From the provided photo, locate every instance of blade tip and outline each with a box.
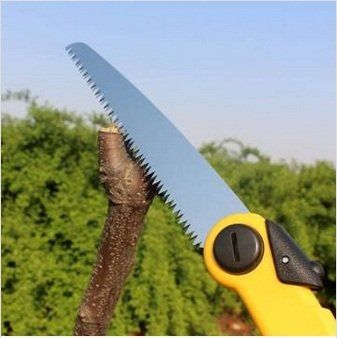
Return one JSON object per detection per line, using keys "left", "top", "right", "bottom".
{"left": 65, "top": 42, "right": 89, "bottom": 53}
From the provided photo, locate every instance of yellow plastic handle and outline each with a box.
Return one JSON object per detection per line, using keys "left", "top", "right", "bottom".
{"left": 204, "top": 213, "right": 336, "bottom": 336}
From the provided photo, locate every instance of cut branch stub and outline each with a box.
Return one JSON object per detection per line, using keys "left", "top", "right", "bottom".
{"left": 74, "top": 125, "right": 155, "bottom": 335}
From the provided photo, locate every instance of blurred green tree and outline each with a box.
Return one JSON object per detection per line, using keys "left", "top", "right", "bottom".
{"left": 1, "top": 101, "right": 335, "bottom": 335}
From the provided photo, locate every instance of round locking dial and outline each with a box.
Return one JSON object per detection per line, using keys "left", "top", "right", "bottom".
{"left": 213, "top": 224, "right": 264, "bottom": 274}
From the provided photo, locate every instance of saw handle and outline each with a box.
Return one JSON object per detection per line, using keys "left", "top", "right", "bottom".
{"left": 203, "top": 213, "right": 336, "bottom": 336}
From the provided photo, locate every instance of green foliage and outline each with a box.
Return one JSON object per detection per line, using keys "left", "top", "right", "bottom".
{"left": 2, "top": 103, "right": 335, "bottom": 335}
{"left": 1, "top": 89, "right": 37, "bottom": 104}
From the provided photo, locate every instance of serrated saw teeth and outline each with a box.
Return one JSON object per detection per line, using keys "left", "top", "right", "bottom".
{"left": 66, "top": 43, "right": 249, "bottom": 248}
{"left": 175, "top": 211, "right": 183, "bottom": 219}
{"left": 67, "top": 52, "right": 201, "bottom": 248}
{"left": 182, "top": 223, "right": 189, "bottom": 231}
{"left": 140, "top": 162, "right": 150, "bottom": 171}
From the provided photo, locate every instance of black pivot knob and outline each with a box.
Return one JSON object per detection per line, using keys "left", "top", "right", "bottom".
{"left": 213, "top": 224, "right": 264, "bottom": 274}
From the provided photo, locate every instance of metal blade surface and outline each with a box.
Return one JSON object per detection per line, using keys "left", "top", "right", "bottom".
{"left": 66, "top": 42, "right": 248, "bottom": 247}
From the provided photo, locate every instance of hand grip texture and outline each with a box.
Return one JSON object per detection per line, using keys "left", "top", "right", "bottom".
{"left": 203, "top": 213, "right": 336, "bottom": 336}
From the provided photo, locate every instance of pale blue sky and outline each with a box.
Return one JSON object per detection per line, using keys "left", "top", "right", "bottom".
{"left": 2, "top": 1, "right": 336, "bottom": 163}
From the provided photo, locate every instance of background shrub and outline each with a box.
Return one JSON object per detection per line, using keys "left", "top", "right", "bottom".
{"left": 2, "top": 103, "right": 335, "bottom": 335}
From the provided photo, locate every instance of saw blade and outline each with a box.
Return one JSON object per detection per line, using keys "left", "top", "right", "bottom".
{"left": 66, "top": 42, "right": 248, "bottom": 247}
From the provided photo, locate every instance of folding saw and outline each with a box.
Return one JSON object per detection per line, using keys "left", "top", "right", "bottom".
{"left": 66, "top": 42, "right": 336, "bottom": 335}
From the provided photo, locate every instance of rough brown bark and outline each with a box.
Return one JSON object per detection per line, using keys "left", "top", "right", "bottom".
{"left": 74, "top": 125, "right": 155, "bottom": 335}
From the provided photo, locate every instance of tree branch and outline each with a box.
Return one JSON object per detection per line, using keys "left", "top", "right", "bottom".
{"left": 74, "top": 125, "right": 155, "bottom": 335}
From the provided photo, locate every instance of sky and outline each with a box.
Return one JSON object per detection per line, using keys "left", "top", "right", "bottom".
{"left": 2, "top": 1, "right": 336, "bottom": 163}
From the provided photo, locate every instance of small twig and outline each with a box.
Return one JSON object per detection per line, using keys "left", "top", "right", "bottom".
{"left": 74, "top": 126, "right": 155, "bottom": 335}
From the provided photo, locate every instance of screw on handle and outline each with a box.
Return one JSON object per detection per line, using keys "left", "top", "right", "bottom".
{"left": 213, "top": 224, "right": 264, "bottom": 274}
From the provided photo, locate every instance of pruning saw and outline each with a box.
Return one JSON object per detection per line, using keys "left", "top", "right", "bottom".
{"left": 66, "top": 42, "right": 336, "bottom": 335}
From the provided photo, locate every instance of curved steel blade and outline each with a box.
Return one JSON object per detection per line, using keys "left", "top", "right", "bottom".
{"left": 66, "top": 42, "right": 248, "bottom": 247}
